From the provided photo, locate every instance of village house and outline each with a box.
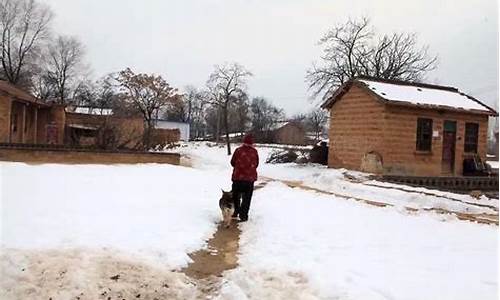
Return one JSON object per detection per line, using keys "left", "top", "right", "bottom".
{"left": 0, "top": 81, "right": 179, "bottom": 149}
{"left": 273, "top": 121, "right": 306, "bottom": 145}
{"left": 0, "top": 80, "right": 65, "bottom": 144}
{"left": 321, "top": 76, "right": 498, "bottom": 177}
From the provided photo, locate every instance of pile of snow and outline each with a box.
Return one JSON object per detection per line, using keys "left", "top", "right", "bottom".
{"left": 221, "top": 182, "right": 498, "bottom": 300}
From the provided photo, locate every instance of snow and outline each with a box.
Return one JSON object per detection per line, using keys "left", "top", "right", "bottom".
{"left": 182, "top": 142, "right": 498, "bottom": 215}
{"left": 73, "top": 107, "right": 113, "bottom": 115}
{"left": 1, "top": 142, "right": 498, "bottom": 299}
{"left": 1, "top": 162, "right": 229, "bottom": 268}
{"left": 223, "top": 182, "right": 498, "bottom": 300}
{"left": 487, "top": 161, "right": 499, "bottom": 169}
{"left": 183, "top": 142, "right": 498, "bottom": 299}
{"left": 359, "top": 79, "right": 492, "bottom": 112}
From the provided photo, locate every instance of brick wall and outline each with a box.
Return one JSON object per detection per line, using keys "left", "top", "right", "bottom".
{"left": 274, "top": 123, "right": 306, "bottom": 145}
{"left": 383, "top": 105, "right": 489, "bottom": 176}
{"left": 150, "top": 128, "right": 180, "bottom": 147}
{"left": 0, "top": 146, "right": 179, "bottom": 165}
{"left": 37, "top": 108, "right": 50, "bottom": 143}
{"left": 328, "top": 84, "right": 386, "bottom": 170}
{"left": 0, "top": 95, "right": 11, "bottom": 143}
{"left": 49, "top": 105, "right": 66, "bottom": 144}
{"left": 66, "top": 113, "right": 145, "bottom": 149}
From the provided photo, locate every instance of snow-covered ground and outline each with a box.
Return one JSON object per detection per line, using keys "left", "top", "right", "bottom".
{"left": 221, "top": 182, "right": 497, "bottom": 299}
{"left": 0, "top": 162, "right": 231, "bottom": 299}
{"left": 180, "top": 142, "right": 499, "bottom": 215}
{"left": 181, "top": 142, "right": 498, "bottom": 299}
{"left": 1, "top": 141, "right": 498, "bottom": 299}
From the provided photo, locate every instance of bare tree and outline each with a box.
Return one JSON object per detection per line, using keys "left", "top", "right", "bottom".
{"left": 230, "top": 92, "right": 250, "bottom": 136}
{"left": 306, "top": 108, "right": 328, "bottom": 142}
{"left": 45, "top": 35, "right": 86, "bottom": 104}
{"left": 0, "top": 0, "right": 52, "bottom": 87}
{"left": 250, "top": 97, "right": 284, "bottom": 143}
{"left": 306, "top": 17, "right": 437, "bottom": 101}
{"left": 117, "top": 68, "right": 180, "bottom": 149}
{"left": 206, "top": 63, "right": 252, "bottom": 155}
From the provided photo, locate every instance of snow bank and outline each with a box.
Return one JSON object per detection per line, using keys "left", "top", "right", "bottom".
{"left": 1, "top": 248, "right": 199, "bottom": 299}
{"left": 224, "top": 182, "right": 498, "bottom": 300}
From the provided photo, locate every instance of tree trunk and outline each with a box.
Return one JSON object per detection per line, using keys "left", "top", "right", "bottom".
{"left": 215, "top": 106, "right": 220, "bottom": 143}
{"left": 223, "top": 103, "right": 231, "bottom": 155}
{"left": 144, "top": 117, "right": 153, "bottom": 150}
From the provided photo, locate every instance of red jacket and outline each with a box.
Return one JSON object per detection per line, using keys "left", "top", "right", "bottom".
{"left": 231, "top": 144, "right": 259, "bottom": 182}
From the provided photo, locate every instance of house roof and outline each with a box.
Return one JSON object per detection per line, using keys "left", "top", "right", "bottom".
{"left": 321, "top": 76, "right": 498, "bottom": 116}
{"left": 0, "top": 80, "right": 48, "bottom": 107}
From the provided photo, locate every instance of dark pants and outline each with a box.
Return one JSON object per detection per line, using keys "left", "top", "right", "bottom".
{"left": 232, "top": 180, "right": 254, "bottom": 220}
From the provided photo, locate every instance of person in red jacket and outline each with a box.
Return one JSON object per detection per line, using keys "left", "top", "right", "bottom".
{"left": 231, "top": 133, "right": 259, "bottom": 222}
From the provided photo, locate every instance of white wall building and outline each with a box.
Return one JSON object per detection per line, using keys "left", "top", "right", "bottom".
{"left": 154, "top": 120, "right": 190, "bottom": 141}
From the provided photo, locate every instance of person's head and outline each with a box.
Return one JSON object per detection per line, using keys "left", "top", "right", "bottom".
{"left": 243, "top": 133, "right": 254, "bottom": 145}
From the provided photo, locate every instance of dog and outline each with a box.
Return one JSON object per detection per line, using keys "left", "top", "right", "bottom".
{"left": 219, "top": 190, "right": 235, "bottom": 228}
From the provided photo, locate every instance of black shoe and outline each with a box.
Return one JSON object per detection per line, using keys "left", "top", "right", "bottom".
{"left": 238, "top": 217, "right": 248, "bottom": 223}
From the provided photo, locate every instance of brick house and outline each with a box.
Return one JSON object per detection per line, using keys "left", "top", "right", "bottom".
{"left": 273, "top": 121, "right": 306, "bottom": 145}
{"left": 65, "top": 108, "right": 145, "bottom": 149}
{"left": 321, "top": 77, "right": 498, "bottom": 176}
{"left": 0, "top": 80, "right": 65, "bottom": 144}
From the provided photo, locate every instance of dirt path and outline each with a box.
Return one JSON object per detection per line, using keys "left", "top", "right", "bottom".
{"left": 180, "top": 180, "right": 270, "bottom": 298}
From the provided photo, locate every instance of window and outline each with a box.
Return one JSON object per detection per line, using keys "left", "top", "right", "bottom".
{"left": 416, "top": 118, "right": 433, "bottom": 151}
{"left": 464, "top": 123, "right": 479, "bottom": 153}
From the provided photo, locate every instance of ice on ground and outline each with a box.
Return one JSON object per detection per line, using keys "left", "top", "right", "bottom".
{"left": 222, "top": 182, "right": 498, "bottom": 300}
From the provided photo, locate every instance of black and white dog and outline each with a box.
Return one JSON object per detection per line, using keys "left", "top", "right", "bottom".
{"left": 219, "top": 190, "right": 235, "bottom": 228}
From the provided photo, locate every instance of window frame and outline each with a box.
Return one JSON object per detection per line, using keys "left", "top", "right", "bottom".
{"left": 464, "top": 122, "right": 479, "bottom": 153}
{"left": 416, "top": 117, "right": 433, "bottom": 152}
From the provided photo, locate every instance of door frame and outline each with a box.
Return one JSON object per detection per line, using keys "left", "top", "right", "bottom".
{"left": 441, "top": 120, "right": 457, "bottom": 174}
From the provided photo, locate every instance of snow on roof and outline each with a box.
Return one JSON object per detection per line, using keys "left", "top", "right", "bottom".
{"left": 359, "top": 79, "right": 492, "bottom": 113}
{"left": 74, "top": 107, "right": 113, "bottom": 115}
{"left": 67, "top": 124, "right": 99, "bottom": 130}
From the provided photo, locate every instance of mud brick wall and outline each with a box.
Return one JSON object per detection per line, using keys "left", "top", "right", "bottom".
{"left": 0, "top": 146, "right": 179, "bottom": 165}
{"left": 151, "top": 128, "right": 180, "bottom": 146}
{"left": 0, "top": 95, "right": 12, "bottom": 143}
{"left": 274, "top": 124, "right": 306, "bottom": 145}
{"left": 66, "top": 113, "right": 145, "bottom": 149}
{"left": 382, "top": 106, "right": 488, "bottom": 176}
{"left": 328, "top": 85, "right": 386, "bottom": 171}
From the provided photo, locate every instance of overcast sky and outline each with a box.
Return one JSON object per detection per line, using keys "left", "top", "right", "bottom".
{"left": 41, "top": 0, "right": 498, "bottom": 115}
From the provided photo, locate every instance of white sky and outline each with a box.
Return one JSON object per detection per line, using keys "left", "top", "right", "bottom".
{"left": 41, "top": 0, "right": 498, "bottom": 115}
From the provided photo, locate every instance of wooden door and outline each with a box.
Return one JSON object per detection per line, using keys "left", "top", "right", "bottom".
{"left": 441, "top": 120, "right": 456, "bottom": 174}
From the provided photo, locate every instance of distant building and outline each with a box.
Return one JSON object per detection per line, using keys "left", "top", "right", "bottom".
{"left": 321, "top": 76, "right": 498, "bottom": 176}
{"left": 154, "top": 120, "right": 190, "bottom": 141}
{"left": 273, "top": 121, "right": 306, "bottom": 145}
